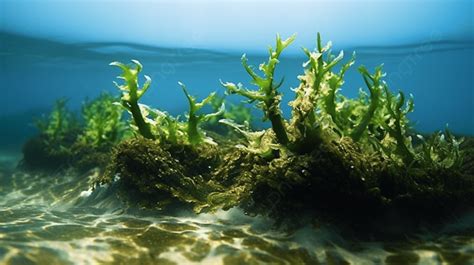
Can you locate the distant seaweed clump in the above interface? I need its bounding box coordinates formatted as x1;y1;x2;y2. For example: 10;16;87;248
22;93;129;171
21;34;474;227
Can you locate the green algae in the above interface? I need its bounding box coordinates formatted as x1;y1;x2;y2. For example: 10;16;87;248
221;34;296;146
110;60;154;140
20;34;474;228
21;95;127;171
78;92;128;148
98;137;221;212
204;93;254;136
179;82;225;145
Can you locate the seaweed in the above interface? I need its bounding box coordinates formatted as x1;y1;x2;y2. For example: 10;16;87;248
204;94;254;135
349;65;383;141
22;99;79;170
110;60;155;140
78;92;128;148
417;128;464;169
381;86;416;165
34;98;79;148
21;34;472;227
22;95;125;171
288;34;352;152
98;137;222;212
179;82;224;145
221;34;295;146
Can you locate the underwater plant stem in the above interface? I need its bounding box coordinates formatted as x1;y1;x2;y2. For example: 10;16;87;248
384;87;415;164
266;74;289;146
351;75;381;141
111;60;156;140
268;110;289;146
187;115;200;145
129;103;155;140
392;117;415;165
351;102;377;142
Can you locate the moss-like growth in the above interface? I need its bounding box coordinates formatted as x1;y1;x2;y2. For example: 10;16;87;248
417;128;464;169
98;137;222;212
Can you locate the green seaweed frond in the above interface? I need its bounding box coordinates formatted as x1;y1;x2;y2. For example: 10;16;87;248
382;85;416;165
35;98;78;147
219;119;277;156
289;33;352;150
221;34;296;146
110;60;155;140
179;82;224;145
349;65;384;141
78;93;128;148
417;128;464;169
205;94;253;131
144;106;186;145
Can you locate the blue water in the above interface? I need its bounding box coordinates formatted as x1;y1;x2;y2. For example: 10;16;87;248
1;31;473;151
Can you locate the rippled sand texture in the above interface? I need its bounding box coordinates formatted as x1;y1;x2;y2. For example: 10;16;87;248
0;157;473;264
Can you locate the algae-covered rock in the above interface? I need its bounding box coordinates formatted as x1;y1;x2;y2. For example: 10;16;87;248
205;135;473;227
98;138;223;211
21;132;112;173
19;34;474;232
96;132;473;228
209;137;386;219
21;135;74;171
21;95;126;172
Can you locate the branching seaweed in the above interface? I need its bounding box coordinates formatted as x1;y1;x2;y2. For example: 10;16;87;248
78;93;128;148
110;60;155;140
205;94;253;134
179;82;224;145
382;86;416;165
417;128;464;169
219;119;277;156
349;65;384;141
26;34;470;219
35;98;78;147
221;34;295;146
288;34;353;150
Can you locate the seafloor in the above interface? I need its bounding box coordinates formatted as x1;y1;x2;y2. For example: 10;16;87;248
0;151;473;264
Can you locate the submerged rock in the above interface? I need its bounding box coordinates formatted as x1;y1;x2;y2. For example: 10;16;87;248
93;135;474;234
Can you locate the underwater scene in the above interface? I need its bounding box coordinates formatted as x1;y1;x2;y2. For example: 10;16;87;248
1;1;473;264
